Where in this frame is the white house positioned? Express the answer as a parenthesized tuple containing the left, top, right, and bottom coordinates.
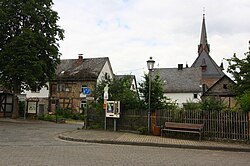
(153, 65, 202, 107)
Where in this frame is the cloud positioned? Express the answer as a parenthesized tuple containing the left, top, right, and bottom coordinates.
(53, 0, 250, 81)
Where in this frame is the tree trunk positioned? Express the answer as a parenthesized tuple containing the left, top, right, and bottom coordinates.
(11, 82, 20, 119)
(11, 95, 19, 118)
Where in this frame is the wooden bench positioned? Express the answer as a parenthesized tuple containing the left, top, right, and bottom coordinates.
(161, 122, 204, 140)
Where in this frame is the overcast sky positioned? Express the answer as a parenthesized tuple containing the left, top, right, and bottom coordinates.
(53, 0, 250, 81)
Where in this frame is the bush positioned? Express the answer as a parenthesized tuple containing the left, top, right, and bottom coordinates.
(200, 97, 226, 111)
(237, 90, 250, 112)
(71, 113, 85, 121)
(56, 109, 71, 118)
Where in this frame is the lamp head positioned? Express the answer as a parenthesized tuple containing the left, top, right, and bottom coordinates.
(147, 57, 155, 70)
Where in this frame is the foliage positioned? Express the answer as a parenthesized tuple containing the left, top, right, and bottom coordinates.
(226, 45, 250, 95)
(0, 0, 64, 93)
(183, 99, 201, 111)
(199, 97, 226, 111)
(138, 73, 169, 110)
(94, 75, 141, 110)
(56, 109, 71, 119)
(237, 90, 250, 112)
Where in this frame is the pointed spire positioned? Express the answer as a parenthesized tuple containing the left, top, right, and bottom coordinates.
(200, 14, 207, 46)
(198, 14, 210, 54)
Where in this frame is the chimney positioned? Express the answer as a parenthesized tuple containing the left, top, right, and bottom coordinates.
(78, 54, 83, 60)
(220, 61, 224, 70)
(178, 64, 183, 70)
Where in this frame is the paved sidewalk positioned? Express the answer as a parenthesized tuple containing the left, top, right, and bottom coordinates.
(59, 129, 250, 152)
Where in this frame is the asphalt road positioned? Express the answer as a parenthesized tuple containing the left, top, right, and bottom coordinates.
(1, 120, 250, 166)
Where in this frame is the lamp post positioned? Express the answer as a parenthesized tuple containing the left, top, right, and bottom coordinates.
(147, 57, 155, 134)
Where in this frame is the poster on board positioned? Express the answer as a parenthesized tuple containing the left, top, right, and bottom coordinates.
(106, 101, 120, 118)
(27, 101, 37, 114)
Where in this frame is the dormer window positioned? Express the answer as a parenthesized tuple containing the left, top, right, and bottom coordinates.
(31, 85, 40, 93)
(200, 58, 207, 72)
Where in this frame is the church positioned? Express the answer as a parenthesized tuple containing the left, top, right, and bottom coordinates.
(153, 14, 236, 107)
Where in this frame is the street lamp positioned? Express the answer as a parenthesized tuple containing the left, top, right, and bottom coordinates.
(147, 57, 155, 134)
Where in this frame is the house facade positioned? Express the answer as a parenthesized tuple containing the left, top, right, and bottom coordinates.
(202, 75, 237, 108)
(49, 56, 114, 113)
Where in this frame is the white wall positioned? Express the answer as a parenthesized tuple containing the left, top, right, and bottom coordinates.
(164, 92, 201, 107)
(24, 83, 49, 98)
(97, 61, 113, 84)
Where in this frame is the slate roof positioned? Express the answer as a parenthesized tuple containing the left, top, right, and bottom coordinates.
(56, 57, 109, 81)
(153, 67, 202, 93)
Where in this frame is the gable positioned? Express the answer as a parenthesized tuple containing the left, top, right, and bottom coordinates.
(97, 60, 114, 83)
(202, 75, 236, 96)
(192, 50, 224, 79)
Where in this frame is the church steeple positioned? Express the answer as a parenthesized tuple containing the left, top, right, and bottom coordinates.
(192, 13, 225, 88)
(198, 14, 210, 54)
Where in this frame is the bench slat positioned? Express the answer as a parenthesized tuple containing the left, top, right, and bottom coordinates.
(161, 122, 204, 141)
(165, 122, 203, 130)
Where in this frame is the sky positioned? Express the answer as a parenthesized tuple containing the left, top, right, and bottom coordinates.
(52, 0, 250, 82)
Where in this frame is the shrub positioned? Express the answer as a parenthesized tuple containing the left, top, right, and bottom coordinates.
(199, 97, 226, 111)
(237, 90, 250, 112)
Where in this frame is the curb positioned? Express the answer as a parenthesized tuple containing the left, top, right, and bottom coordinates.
(58, 135, 250, 153)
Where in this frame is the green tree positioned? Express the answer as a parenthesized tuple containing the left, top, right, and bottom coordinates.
(226, 42, 250, 95)
(237, 90, 250, 112)
(138, 73, 168, 110)
(94, 75, 140, 110)
(0, 0, 64, 117)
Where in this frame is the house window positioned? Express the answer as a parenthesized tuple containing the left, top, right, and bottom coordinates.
(51, 84, 57, 93)
(193, 93, 198, 99)
(31, 85, 40, 93)
(223, 84, 228, 89)
(57, 84, 65, 92)
(80, 100, 87, 112)
(105, 73, 109, 79)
